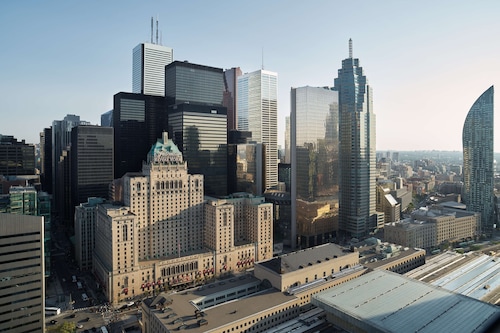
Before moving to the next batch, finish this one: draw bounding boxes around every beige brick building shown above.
[384,206,479,249]
[92,133,273,304]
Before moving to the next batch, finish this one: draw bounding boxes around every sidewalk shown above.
[45,269,69,311]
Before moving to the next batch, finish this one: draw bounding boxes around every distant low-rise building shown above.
[384,206,479,249]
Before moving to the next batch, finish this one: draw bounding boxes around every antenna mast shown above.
[156,16,159,45]
[151,17,153,43]
[349,38,353,58]
[261,47,264,70]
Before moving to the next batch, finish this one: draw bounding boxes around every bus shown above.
[45,307,61,316]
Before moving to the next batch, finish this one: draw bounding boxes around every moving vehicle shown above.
[72,275,77,282]
[100,326,109,333]
[45,307,61,316]
[77,281,83,289]
[82,293,89,301]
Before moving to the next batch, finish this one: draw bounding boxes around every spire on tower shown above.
[349,38,353,58]
[151,17,153,44]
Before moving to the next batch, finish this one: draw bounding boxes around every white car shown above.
[77,324,83,329]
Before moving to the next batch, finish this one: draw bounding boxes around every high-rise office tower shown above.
[165,61,224,105]
[112,92,170,178]
[165,61,228,195]
[462,86,494,236]
[100,110,113,127]
[70,125,113,220]
[228,142,265,195]
[237,69,278,189]
[291,86,339,249]
[284,116,291,164]
[0,213,45,332]
[51,114,89,214]
[0,134,35,176]
[334,40,378,238]
[223,67,242,131]
[40,127,52,193]
[132,43,173,96]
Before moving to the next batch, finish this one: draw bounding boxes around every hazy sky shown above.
[1,1,500,151]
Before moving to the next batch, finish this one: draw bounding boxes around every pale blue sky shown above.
[1,1,500,151]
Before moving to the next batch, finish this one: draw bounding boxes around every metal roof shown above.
[312,270,500,333]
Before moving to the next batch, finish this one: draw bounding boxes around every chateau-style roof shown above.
[147,132,183,165]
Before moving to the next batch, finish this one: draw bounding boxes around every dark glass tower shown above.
[334,39,377,238]
[113,92,171,178]
[462,86,494,236]
[165,61,228,196]
[0,135,35,176]
[68,126,113,225]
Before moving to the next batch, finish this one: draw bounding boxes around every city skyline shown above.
[2,1,500,151]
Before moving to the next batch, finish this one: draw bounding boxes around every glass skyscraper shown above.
[334,40,377,238]
[237,69,278,189]
[291,86,339,249]
[462,86,494,236]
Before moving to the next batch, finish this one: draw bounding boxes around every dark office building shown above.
[70,126,113,214]
[165,61,224,105]
[278,163,291,192]
[168,104,228,196]
[165,61,228,196]
[228,129,252,144]
[223,67,242,131]
[40,127,52,193]
[0,134,35,176]
[228,143,265,195]
[112,92,171,178]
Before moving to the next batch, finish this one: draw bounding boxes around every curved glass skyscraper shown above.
[462,86,494,236]
[334,40,377,238]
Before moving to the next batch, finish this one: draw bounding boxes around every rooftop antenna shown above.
[155,18,158,44]
[349,38,353,58]
[261,47,264,70]
[151,17,154,44]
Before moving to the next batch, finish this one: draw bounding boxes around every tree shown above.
[46,322,76,333]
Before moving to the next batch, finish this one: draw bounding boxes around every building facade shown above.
[165,61,224,106]
[227,143,265,195]
[70,125,113,220]
[238,69,278,189]
[168,104,228,196]
[462,86,495,236]
[164,61,227,195]
[0,214,45,332]
[223,67,242,131]
[291,86,339,249]
[133,42,173,96]
[113,92,170,178]
[334,40,378,238]
[75,197,105,271]
[92,133,273,303]
[0,134,35,176]
[384,206,479,249]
